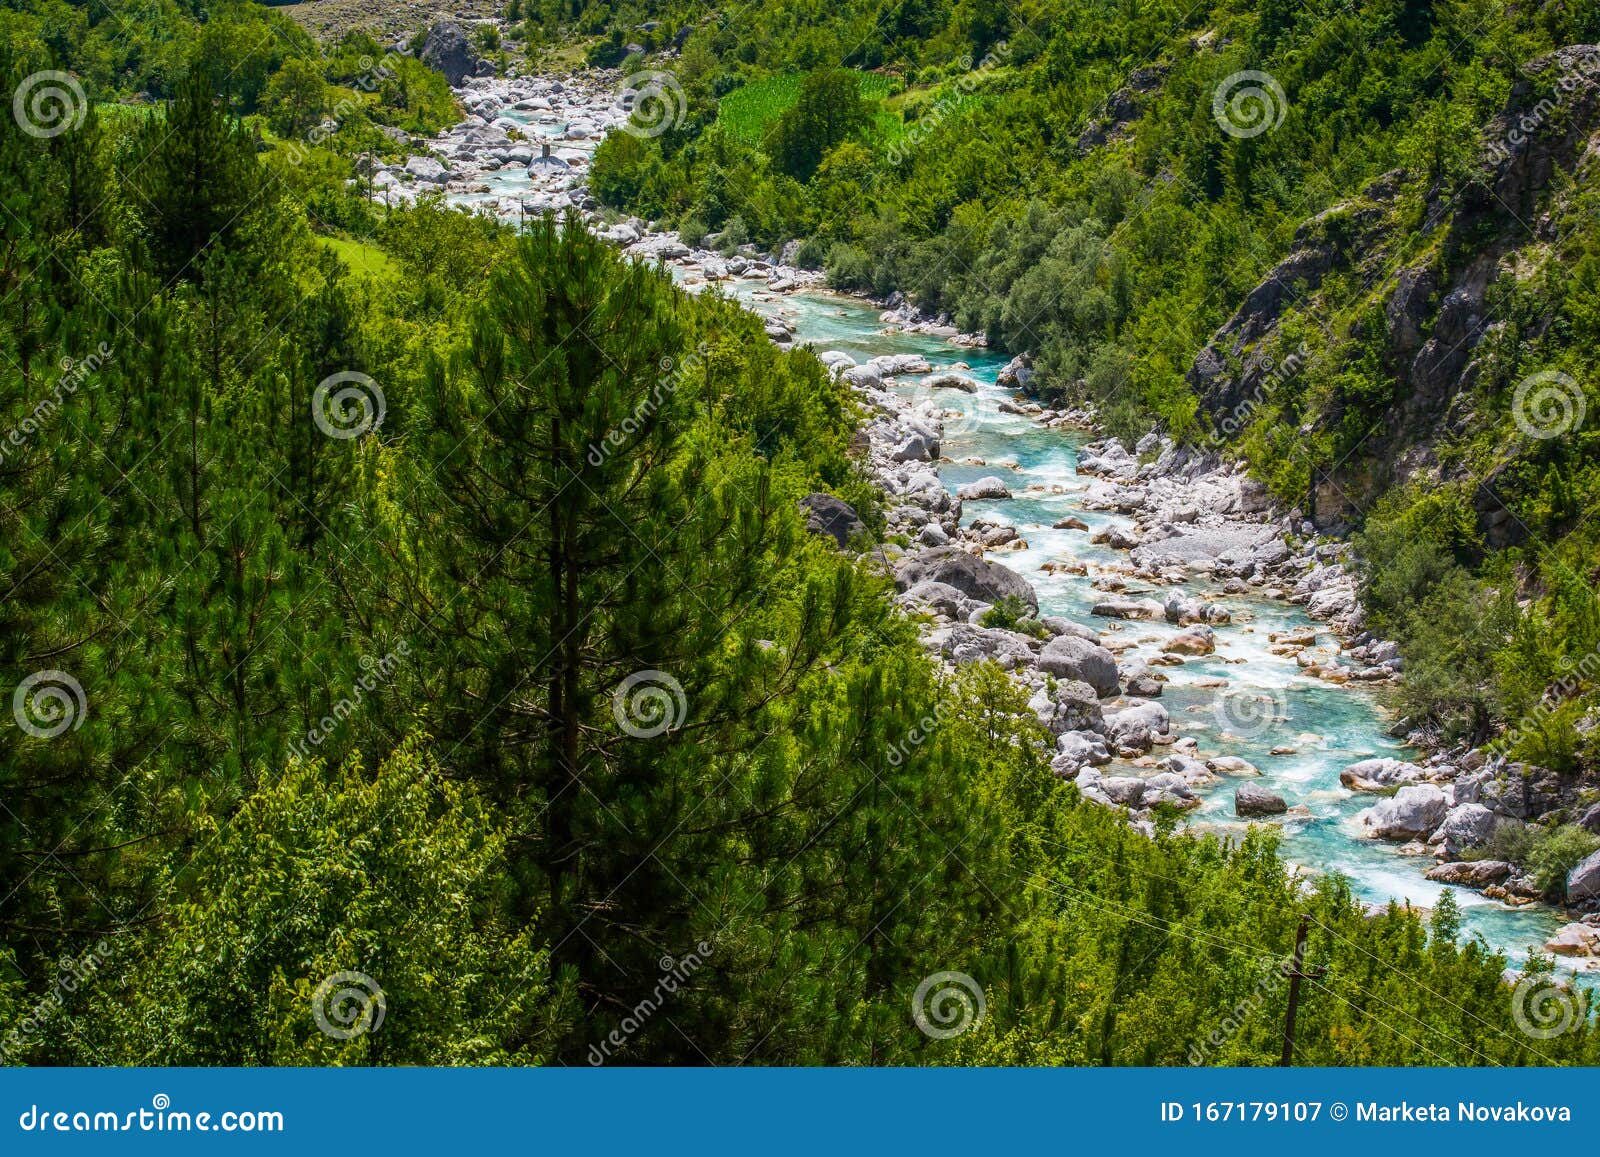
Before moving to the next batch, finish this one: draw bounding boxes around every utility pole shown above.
[1279,914,1326,1067]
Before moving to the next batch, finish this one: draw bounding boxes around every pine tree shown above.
[124,68,275,284]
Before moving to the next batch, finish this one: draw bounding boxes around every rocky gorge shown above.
[385,38,1600,978]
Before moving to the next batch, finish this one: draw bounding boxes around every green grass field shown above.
[317,234,398,279]
[717,71,899,143]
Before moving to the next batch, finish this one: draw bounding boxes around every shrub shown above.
[979,597,1024,630]
[793,234,829,269]
[716,215,749,254]
[1476,820,1599,900]
[678,216,709,248]
[1531,824,1600,900]
[824,242,872,291]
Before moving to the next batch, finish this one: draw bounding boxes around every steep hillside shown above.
[1196,46,1600,538]
[584,0,1600,795]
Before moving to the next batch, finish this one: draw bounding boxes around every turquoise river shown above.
[444,96,1585,984]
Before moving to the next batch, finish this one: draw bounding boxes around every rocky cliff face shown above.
[1189,45,1600,538]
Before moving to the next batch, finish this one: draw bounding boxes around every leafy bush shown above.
[824,242,872,290]
[979,595,1030,631]
[794,234,829,269]
[1532,825,1600,900]
[1476,820,1600,900]
[678,216,710,248]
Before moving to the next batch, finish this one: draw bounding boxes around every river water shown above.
[445,93,1576,978]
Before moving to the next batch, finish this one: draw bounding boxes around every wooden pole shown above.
[1280,914,1326,1066]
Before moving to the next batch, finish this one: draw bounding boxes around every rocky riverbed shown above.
[839,340,1600,972]
[398,55,1599,975]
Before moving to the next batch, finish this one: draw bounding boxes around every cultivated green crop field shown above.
[94,101,160,123]
[717,71,899,142]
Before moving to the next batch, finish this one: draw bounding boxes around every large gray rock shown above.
[1040,616,1099,642]
[1129,524,1265,568]
[1103,701,1170,755]
[1144,772,1200,809]
[420,21,477,86]
[1472,761,1571,820]
[1053,730,1112,776]
[935,624,1036,671]
[1357,785,1449,840]
[1568,848,1600,904]
[404,155,451,184]
[956,476,1012,501]
[1088,777,1152,806]
[1166,624,1216,655]
[1163,591,1231,625]
[1029,680,1104,735]
[1036,636,1120,697]
[1429,802,1497,853]
[1425,860,1513,887]
[1090,596,1164,620]
[895,547,1037,613]
[891,430,939,462]
[799,493,865,548]
[1160,754,1214,782]
[1120,658,1162,698]
[1339,757,1425,792]
[1544,922,1600,957]
[899,580,970,619]
[1235,783,1288,817]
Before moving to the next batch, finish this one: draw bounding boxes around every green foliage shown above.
[3,8,1598,1074]
[1475,821,1600,901]
[1353,485,1480,636]
[825,241,872,290]
[74,741,563,1064]
[979,594,1036,634]
[718,70,893,143]
[767,70,872,181]
[124,68,275,281]
[262,55,328,138]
